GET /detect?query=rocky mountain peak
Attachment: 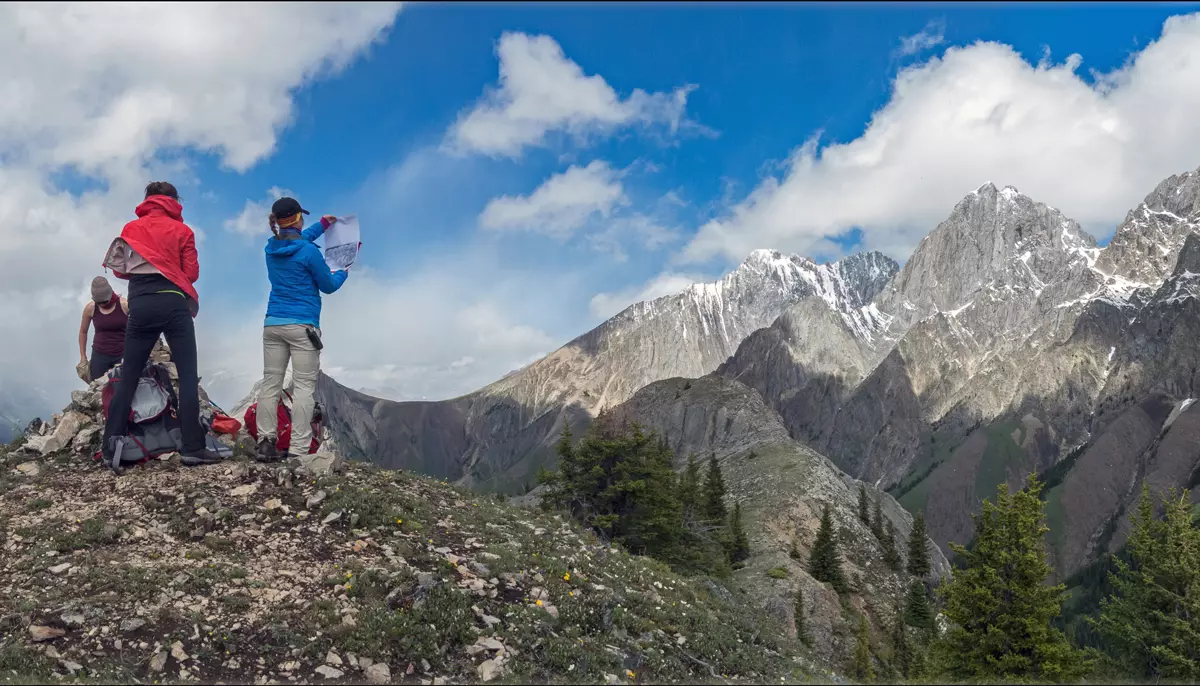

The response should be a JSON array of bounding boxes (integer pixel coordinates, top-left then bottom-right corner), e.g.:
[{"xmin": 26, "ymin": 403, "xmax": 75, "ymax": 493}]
[
  {"xmin": 1094, "ymin": 166, "xmax": 1200, "ymax": 285},
  {"xmin": 875, "ymin": 184, "xmax": 1096, "ymax": 325}
]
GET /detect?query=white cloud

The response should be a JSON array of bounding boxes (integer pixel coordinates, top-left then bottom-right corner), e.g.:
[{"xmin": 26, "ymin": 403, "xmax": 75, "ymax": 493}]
[
  {"xmin": 198, "ymin": 248, "xmax": 562, "ymax": 408},
  {"xmin": 896, "ymin": 20, "xmax": 946, "ymax": 57},
  {"xmin": 224, "ymin": 186, "xmax": 291, "ymax": 237},
  {"xmin": 0, "ymin": 3, "xmax": 402, "ymax": 416},
  {"xmin": 479, "ymin": 161, "xmax": 627, "ymax": 237},
  {"xmin": 447, "ymin": 32, "xmax": 698, "ymax": 158},
  {"xmin": 681, "ymin": 12, "xmax": 1200, "ymax": 266},
  {"xmin": 588, "ymin": 271, "xmax": 707, "ymax": 320}
]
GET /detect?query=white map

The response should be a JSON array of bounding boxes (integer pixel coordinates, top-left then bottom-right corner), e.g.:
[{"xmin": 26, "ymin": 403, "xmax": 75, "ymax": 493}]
[{"xmin": 324, "ymin": 215, "xmax": 360, "ymax": 270}]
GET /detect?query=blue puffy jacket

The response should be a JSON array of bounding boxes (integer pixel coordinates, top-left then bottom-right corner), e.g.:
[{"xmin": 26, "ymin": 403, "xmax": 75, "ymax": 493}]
[{"xmin": 263, "ymin": 221, "xmax": 348, "ymax": 328}]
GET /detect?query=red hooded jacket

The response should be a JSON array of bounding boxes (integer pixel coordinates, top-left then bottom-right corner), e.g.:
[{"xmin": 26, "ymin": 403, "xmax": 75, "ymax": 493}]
[{"xmin": 112, "ymin": 195, "xmax": 200, "ymax": 307}]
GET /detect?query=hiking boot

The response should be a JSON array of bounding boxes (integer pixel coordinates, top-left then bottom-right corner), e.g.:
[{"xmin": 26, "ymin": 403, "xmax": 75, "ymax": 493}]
[
  {"xmin": 103, "ymin": 436, "xmax": 126, "ymax": 476},
  {"xmin": 255, "ymin": 438, "xmax": 282, "ymax": 463},
  {"xmin": 180, "ymin": 448, "xmax": 224, "ymax": 467}
]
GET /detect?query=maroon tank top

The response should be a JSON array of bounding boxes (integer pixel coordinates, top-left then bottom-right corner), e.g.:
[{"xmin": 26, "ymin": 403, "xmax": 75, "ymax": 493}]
[{"xmin": 91, "ymin": 297, "xmax": 128, "ymax": 356}]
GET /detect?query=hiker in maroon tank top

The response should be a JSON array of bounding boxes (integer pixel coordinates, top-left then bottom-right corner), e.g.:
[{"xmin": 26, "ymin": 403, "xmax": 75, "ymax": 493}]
[{"xmin": 78, "ymin": 276, "xmax": 129, "ymax": 383}]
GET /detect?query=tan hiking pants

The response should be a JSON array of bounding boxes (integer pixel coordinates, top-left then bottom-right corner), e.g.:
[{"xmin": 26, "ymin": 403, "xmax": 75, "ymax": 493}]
[{"xmin": 257, "ymin": 324, "xmax": 320, "ymax": 453}]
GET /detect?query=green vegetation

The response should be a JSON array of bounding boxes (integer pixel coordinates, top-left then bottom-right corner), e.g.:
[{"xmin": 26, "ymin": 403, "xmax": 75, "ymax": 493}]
[
  {"xmin": 537, "ymin": 415, "xmax": 744, "ymax": 578},
  {"xmin": 1091, "ymin": 486, "xmax": 1200, "ymax": 680},
  {"xmin": 906, "ymin": 510, "xmax": 930, "ymax": 579},
  {"xmin": 807, "ymin": 505, "xmax": 849, "ymax": 594},
  {"xmin": 794, "ymin": 590, "xmax": 810, "ymax": 646},
  {"xmin": 850, "ymin": 613, "xmax": 875, "ymax": 682},
  {"xmin": 929, "ymin": 475, "xmax": 1086, "ymax": 682}
]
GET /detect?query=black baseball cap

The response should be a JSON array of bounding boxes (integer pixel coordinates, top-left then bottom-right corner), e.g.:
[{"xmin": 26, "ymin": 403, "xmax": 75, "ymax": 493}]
[{"xmin": 271, "ymin": 196, "xmax": 310, "ymax": 219}]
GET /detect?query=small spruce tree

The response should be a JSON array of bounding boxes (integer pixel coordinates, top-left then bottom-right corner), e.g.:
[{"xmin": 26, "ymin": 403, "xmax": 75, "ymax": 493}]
[
  {"xmin": 1091, "ymin": 485, "xmax": 1200, "ymax": 681},
  {"xmin": 904, "ymin": 579, "xmax": 933, "ymax": 630},
  {"xmin": 794, "ymin": 589, "xmax": 810, "ymax": 646},
  {"xmin": 808, "ymin": 505, "xmax": 849, "ymax": 594},
  {"xmin": 871, "ymin": 496, "xmax": 885, "ymax": 540},
  {"xmin": 728, "ymin": 502, "xmax": 751, "ymax": 564},
  {"xmin": 851, "ymin": 613, "xmax": 875, "ymax": 682},
  {"xmin": 929, "ymin": 475, "xmax": 1085, "ymax": 682},
  {"xmin": 702, "ymin": 453, "xmax": 728, "ymax": 525},
  {"xmin": 907, "ymin": 510, "xmax": 931, "ymax": 579},
  {"xmin": 883, "ymin": 520, "xmax": 903, "ymax": 572}
]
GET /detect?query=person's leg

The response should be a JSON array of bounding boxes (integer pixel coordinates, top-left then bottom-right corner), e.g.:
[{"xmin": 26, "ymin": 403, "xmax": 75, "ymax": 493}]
[
  {"xmin": 286, "ymin": 326, "xmax": 320, "ymax": 455},
  {"xmin": 284, "ymin": 325, "xmax": 320, "ymax": 456},
  {"xmin": 102, "ymin": 299, "xmax": 163, "ymax": 458},
  {"xmin": 160, "ymin": 298, "xmax": 204, "ymax": 454},
  {"xmin": 89, "ymin": 353, "xmax": 118, "ymax": 383},
  {"xmin": 257, "ymin": 326, "xmax": 290, "ymax": 445}
]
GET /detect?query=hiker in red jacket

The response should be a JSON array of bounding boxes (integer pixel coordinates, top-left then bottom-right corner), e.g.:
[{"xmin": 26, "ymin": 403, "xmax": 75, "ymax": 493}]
[{"xmin": 100, "ymin": 181, "xmax": 221, "ymax": 469}]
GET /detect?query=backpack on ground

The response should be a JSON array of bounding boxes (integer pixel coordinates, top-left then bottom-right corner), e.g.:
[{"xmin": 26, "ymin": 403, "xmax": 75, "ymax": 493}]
[
  {"xmin": 243, "ymin": 389, "xmax": 323, "ymax": 455},
  {"xmin": 92, "ymin": 362, "xmax": 234, "ymax": 471},
  {"xmin": 93, "ymin": 362, "xmax": 182, "ymax": 470}
]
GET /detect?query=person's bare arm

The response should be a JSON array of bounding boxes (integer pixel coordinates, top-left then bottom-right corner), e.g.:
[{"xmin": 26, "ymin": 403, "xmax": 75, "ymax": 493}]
[
  {"xmin": 78, "ymin": 302, "xmax": 94, "ymax": 361},
  {"xmin": 119, "ymin": 297, "xmax": 128, "ymax": 314}
]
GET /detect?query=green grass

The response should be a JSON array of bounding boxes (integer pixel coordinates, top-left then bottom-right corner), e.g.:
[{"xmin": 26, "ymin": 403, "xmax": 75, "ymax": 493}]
[{"xmin": 766, "ymin": 566, "xmax": 790, "ymax": 579}]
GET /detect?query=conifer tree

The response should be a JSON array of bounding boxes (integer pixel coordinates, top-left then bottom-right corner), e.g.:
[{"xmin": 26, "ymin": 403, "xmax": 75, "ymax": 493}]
[
  {"xmin": 890, "ymin": 597, "xmax": 912, "ymax": 679},
  {"xmin": 883, "ymin": 520, "xmax": 903, "ymax": 572},
  {"xmin": 1092, "ymin": 486, "xmax": 1200, "ymax": 681},
  {"xmin": 871, "ymin": 496, "xmax": 884, "ymax": 540},
  {"xmin": 906, "ymin": 510, "xmax": 931, "ymax": 579},
  {"xmin": 808, "ymin": 505, "xmax": 849, "ymax": 594},
  {"xmin": 904, "ymin": 580, "xmax": 932, "ymax": 630},
  {"xmin": 794, "ymin": 589, "xmax": 810, "ymax": 646},
  {"xmin": 728, "ymin": 502, "xmax": 751, "ymax": 564},
  {"xmin": 930, "ymin": 475, "xmax": 1085, "ymax": 682},
  {"xmin": 702, "ymin": 453, "xmax": 728, "ymax": 525},
  {"xmin": 678, "ymin": 453, "xmax": 702, "ymax": 522},
  {"xmin": 851, "ymin": 613, "xmax": 875, "ymax": 682},
  {"xmin": 858, "ymin": 483, "xmax": 871, "ymax": 524}
]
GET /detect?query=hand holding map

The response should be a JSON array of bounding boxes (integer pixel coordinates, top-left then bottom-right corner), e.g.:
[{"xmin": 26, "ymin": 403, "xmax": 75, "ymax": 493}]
[{"xmin": 324, "ymin": 215, "xmax": 360, "ymax": 270}]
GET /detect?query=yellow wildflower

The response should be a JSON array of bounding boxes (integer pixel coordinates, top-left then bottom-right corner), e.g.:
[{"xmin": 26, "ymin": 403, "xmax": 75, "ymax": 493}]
[
  {"xmin": 536, "ymin": 599, "xmax": 543, "ymax": 606},
  {"xmin": 563, "ymin": 573, "xmax": 570, "ymax": 581},
  {"xmin": 627, "ymin": 670, "xmax": 636, "ymax": 679}
]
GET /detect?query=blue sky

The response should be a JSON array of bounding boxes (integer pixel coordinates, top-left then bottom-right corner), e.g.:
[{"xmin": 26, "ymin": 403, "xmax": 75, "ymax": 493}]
[{"xmin": 3, "ymin": 2, "xmax": 1200, "ymax": 413}]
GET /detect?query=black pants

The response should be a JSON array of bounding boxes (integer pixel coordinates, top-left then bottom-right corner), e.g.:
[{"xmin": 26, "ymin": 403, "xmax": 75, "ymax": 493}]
[
  {"xmin": 103, "ymin": 293, "xmax": 204, "ymax": 454},
  {"xmin": 89, "ymin": 351, "xmax": 123, "ymax": 382}
]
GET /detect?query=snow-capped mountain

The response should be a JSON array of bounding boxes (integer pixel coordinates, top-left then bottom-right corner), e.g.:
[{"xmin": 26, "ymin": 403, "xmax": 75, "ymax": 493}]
[
  {"xmin": 314, "ymin": 249, "xmax": 898, "ymax": 493},
  {"xmin": 718, "ymin": 165, "xmax": 1200, "ymax": 580}
]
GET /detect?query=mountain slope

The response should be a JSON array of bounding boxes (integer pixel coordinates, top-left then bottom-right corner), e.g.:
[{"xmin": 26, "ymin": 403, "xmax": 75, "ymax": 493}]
[
  {"xmin": 606, "ymin": 374, "xmax": 950, "ymax": 662},
  {"xmin": 312, "ymin": 250, "xmax": 898, "ymax": 494}
]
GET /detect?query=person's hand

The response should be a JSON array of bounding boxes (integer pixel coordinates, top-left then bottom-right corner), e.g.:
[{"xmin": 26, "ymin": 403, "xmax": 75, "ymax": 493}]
[{"xmin": 322, "ymin": 215, "xmax": 337, "ymax": 226}]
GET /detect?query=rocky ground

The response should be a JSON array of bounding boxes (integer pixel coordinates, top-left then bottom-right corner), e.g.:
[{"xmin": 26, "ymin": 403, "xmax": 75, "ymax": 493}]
[{"xmin": 0, "ymin": 434, "xmax": 832, "ymax": 685}]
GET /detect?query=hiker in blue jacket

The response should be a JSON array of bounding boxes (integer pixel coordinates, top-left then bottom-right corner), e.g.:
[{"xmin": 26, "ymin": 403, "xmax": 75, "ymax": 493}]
[{"xmin": 254, "ymin": 196, "xmax": 348, "ymax": 462}]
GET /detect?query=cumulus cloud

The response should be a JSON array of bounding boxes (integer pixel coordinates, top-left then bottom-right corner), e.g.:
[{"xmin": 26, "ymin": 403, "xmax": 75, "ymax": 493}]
[
  {"xmin": 588, "ymin": 271, "xmax": 708, "ymax": 320},
  {"xmin": 0, "ymin": 3, "xmax": 401, "ymax": 414},
  {"xmin": 896, "ymin": 20, "xmax": 946, "ymax": 57},
  {"xmin": 479, "ymin": 161, "xmax": 627, "ymax": 237},
  {"xmin": 447, "ymin": 32, "xmax": 699, "ymax": 158},
  {"xmin": 681, "ymin": 12, "xmax": 1200, "ymax": 266},
  {"xmin": 224, "ymin": 186, "xmax": 291, "ymax": 237}
]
